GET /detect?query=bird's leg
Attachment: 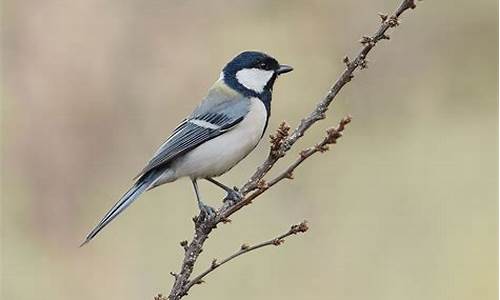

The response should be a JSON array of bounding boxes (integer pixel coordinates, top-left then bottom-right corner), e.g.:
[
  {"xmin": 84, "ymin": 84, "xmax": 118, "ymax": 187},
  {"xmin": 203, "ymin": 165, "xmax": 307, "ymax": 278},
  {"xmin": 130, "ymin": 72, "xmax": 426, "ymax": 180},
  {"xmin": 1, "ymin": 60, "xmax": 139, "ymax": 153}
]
[
  {"xmin": 191, "ymin": 179, "xmax": 216, "ymax": 219},
  {"xmin": 205, "ymin": 178, "xmax": 243, "ymax": 203}
]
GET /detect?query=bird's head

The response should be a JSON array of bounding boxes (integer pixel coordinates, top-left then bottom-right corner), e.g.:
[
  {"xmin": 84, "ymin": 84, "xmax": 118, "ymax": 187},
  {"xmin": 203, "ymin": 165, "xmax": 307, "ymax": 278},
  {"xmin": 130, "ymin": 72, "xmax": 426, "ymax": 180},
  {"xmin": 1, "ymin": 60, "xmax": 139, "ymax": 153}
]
[{"xmin": 221, "ymin": 51, "xmax": 293, "ymax": 97}]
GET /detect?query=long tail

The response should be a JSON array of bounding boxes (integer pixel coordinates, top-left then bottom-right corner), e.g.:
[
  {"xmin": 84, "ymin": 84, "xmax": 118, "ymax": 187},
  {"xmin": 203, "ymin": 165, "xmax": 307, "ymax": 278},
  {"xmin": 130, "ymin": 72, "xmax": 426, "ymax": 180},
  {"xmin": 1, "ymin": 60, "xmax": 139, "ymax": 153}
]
[{"xmin": 80, "ymin": 171, "xmax": 159, "ymax": 246}]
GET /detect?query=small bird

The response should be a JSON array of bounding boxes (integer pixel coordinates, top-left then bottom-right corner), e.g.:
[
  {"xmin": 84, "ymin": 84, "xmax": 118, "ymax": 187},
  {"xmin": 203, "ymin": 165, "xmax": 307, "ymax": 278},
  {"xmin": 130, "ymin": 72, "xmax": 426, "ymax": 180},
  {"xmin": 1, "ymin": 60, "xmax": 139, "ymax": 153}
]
[{"xmin": 81, "ymin": 51, "xmax": 293, "ymax": 246}]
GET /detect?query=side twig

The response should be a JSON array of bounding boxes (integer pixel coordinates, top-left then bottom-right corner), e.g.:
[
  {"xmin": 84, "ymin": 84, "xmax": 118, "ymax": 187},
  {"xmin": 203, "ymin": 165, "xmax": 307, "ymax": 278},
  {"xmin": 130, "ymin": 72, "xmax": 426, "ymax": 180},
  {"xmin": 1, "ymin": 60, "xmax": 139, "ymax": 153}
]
[
  {"xmin": 249, "ymin": 116, "xmax": 352, "ymax": 201},
  {"xmin": 218, "ymin": 0, "xmax": 419, "ymax": 218},
  {"xmin": 185, "ymin": 221, "xmax": 309, "ymax": 291}
]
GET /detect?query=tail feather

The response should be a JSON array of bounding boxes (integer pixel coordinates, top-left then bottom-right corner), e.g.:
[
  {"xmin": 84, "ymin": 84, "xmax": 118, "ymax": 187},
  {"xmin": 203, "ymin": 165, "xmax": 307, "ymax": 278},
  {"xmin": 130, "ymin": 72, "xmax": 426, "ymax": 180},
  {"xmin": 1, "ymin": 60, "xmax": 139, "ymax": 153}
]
[{"xmin": 80, "ymin": 172, "xmax": 158, "ymax": 246}]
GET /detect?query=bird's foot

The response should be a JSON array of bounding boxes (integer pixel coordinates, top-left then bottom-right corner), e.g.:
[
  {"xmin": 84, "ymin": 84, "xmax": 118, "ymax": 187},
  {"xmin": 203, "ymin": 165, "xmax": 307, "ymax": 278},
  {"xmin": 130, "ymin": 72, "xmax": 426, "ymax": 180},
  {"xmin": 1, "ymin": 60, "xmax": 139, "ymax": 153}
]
[
  {"xmin": 223, "ymin": 187, "xmax": 243, "ymax": 204},
  {"xmin": 198, "ymin": 203, "xmax": 216, "ymax": 221}
]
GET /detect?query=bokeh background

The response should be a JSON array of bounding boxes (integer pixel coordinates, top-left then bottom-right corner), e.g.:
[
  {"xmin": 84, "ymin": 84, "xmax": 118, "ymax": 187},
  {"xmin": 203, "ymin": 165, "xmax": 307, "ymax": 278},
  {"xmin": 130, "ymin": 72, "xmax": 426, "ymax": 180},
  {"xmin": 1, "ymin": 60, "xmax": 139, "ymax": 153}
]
[{"xmin": 2, "ymin": 0, "xmax": 498, "ymax": 299}]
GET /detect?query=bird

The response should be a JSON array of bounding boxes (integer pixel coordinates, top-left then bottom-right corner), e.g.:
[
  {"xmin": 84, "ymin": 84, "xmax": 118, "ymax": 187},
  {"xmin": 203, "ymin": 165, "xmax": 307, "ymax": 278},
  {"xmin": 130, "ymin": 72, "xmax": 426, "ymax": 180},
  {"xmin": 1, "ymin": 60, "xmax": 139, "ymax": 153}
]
[{"xmin": 81, "ymin": 51, "xmax": 293, "ymax": 246}]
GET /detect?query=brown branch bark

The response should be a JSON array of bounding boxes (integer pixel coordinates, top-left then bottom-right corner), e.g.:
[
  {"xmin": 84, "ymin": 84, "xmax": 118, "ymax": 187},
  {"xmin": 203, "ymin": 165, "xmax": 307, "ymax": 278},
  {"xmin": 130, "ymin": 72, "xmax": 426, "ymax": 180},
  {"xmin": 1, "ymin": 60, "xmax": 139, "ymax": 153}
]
[
  {"xmin": 217, "ymin": 0, "xmax": 419, "ymax": 219},
  {"xmin": 159, "ymin": 1, "xmax": 421, "ymax": 299},
  {"xmin": 184, "ymin": 221, "xmax": 309, "ymax": 292},
  {"xmin": 250, "ymin": 116, "xmax": 352, "ymax": 200}
]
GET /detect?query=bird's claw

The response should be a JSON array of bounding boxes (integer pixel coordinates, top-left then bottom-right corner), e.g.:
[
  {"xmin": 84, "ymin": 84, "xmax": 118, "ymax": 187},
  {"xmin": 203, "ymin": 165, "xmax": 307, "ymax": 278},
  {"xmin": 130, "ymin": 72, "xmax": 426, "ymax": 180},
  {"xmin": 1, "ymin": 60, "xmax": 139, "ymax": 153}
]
[
  {"xmin": 198, "ymin": 203, "xmax": 216, "ymax": 220},
  {"xmin": 223, "ymin": 188, "xmax": 243, "ymax": 204}
]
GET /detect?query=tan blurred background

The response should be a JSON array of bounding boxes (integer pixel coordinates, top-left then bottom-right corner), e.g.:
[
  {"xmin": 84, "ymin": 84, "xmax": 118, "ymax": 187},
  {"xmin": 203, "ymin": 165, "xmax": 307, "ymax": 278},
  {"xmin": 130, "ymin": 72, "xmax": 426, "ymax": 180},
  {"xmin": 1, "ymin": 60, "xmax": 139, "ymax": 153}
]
[{"xmin": 2, "ymin": 0, "xmax": 498, "ymax": 299}]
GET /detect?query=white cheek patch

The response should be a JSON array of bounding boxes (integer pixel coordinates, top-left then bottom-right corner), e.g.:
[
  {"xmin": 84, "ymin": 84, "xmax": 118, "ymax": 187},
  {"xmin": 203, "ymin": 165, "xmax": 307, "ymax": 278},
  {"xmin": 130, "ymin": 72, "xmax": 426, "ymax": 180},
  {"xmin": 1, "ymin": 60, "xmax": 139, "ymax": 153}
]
[{"xmin": 236, "ymin": 68, "xmax": 274, "ymax": 93}]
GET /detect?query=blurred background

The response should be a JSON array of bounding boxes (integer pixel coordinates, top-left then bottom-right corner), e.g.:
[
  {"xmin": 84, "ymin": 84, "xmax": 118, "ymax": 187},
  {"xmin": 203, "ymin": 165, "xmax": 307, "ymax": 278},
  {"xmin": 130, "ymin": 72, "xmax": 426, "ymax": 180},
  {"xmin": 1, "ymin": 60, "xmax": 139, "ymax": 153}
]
[{"xmin": 2, "ymin": 0, "xmax": 498, "ymax": 299}]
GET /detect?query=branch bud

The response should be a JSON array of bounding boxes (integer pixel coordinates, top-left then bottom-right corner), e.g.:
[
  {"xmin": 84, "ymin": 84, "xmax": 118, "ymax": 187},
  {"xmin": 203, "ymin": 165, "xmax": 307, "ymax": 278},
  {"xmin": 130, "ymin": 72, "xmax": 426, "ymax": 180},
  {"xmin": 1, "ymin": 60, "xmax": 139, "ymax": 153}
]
[
  {"xmin": 290, "ymin": 221, "xmax": 309, "ymax": 234},
  {"xmin": 211, "ymin": 259, "xmax": 218, "ymax": 269},
  {"xmin": 360, "ymin": 36, "xmax": 374, "ymax": 46},
  {"xmin": 343, "ymin": 56, "xmax": 350, "ymax": 67},
  {"xmin": 378, "ymin": 12, "xmax": 388, "ymax": 22},
  {"xmin": 154, "ymin": 294, "xmax": 167, "ymax": 300},
  {"xmin": 388, "ymin": 16, "xmax": 400, "ymax": 27},
  {"xmin": 180, "ymin": 240, "xmax": 189, "ymax": 251},
  {"xmin": 273, "ymin": 238, "xmax": 285, "ymax": 246}
]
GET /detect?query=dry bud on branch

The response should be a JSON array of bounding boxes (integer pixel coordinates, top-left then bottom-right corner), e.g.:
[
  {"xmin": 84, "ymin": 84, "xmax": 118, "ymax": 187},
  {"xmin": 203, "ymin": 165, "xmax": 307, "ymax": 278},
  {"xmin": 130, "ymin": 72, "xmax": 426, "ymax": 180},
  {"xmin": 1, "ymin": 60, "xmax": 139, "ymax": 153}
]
[
  {"xmin": 290, "ymin": 221, "xmax": 309, "ymax": 235},
  {"xmin": 179, "ymin": 240, "xmax": 188, "ymax": 251},
  {"xmin": 181, "ymin": 221, "xmax": 310, "ymax": 294},
  {"xmin": 269, "ymin": 121, "xmax": 291, "ymax": 159}
]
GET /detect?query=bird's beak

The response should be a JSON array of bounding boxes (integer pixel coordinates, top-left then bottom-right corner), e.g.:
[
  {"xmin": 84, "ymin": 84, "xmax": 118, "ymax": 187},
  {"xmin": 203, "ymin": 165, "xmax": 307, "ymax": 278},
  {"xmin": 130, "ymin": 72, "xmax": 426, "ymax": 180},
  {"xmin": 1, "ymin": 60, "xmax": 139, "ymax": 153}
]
[{"xmin": 276, "ymin": 64, "xmax": 293, "ymax": 75}]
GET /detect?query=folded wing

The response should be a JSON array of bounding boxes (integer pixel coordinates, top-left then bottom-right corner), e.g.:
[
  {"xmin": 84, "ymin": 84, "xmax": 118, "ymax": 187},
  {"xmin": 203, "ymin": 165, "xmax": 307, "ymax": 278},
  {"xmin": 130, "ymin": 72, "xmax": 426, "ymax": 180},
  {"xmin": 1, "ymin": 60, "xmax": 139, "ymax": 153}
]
[{"xmin": 135, "ymin": 97, "xmax": 250, "ymax": 178}]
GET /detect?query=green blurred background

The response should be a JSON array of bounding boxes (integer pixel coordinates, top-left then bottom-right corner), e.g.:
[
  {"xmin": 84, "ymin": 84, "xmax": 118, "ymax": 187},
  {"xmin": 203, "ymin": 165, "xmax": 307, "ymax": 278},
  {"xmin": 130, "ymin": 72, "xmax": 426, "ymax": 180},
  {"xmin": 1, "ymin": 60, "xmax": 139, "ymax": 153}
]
[{"xmin": 2, "ymin": 0, "xmax": 498, "ymax": 299}]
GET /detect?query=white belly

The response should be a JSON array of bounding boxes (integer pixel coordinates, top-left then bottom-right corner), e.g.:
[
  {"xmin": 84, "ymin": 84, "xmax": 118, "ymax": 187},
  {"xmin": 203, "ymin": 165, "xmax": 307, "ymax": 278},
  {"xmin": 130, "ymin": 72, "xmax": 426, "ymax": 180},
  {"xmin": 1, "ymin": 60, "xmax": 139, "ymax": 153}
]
[{"xmin": 170, "ymin": 98, "xmax": 267, "ymax": 179}]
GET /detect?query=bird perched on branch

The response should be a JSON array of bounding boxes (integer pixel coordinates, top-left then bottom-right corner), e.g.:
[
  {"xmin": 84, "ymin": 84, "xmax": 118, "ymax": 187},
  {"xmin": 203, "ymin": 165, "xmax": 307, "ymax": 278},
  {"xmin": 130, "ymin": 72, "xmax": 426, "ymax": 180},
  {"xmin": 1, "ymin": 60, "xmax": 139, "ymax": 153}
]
[{"xmin": 81, "ymin": 51, "xmax": 293, "ymax": 246}]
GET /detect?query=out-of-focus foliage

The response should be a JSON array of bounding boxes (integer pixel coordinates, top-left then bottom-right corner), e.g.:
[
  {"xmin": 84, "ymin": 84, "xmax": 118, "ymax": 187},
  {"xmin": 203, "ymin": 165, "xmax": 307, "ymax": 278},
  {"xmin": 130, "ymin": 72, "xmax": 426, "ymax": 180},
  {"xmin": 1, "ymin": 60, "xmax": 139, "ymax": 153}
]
[{"xmin": 2, "ymin": 1, "xmax": 497, "ymax": 299}]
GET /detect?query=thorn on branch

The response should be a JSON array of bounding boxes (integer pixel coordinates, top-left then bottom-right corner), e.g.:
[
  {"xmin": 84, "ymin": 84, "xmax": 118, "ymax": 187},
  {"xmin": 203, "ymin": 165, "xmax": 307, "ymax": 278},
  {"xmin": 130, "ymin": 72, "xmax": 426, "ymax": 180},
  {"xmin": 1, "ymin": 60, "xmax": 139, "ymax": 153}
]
[{"xmin": 241, "ymin": 243, "xmax": 250, "ymax": 250}]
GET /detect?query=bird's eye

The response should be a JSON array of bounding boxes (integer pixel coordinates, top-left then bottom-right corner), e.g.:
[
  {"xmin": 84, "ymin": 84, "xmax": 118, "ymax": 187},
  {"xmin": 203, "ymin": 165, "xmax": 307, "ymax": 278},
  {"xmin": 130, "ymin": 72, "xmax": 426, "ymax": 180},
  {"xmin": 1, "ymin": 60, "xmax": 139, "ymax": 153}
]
[{"xmin": 258, "ymin": 62, "xmax": 267, "ymax": 69}]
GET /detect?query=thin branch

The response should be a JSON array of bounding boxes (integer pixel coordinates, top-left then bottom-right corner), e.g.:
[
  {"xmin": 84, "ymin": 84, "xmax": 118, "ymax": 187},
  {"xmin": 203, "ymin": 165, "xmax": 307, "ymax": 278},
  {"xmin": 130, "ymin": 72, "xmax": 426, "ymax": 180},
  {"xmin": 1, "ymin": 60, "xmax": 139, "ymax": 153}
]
[
  {"xmin": 249, "ymin": 116, "xmax": 352, "ymax": 200},
  {"xmin": 218, "ymin": 0, "xmax": 419, "ymax": 220},
  {"xmin": 206, "ymin": 116, "xmax": 352, "ymax": 222},
  {"xmin": 163, "ymin": 1, "xmax": 421, "ymax": 299},
  {"xmin": 185, "ymin": 221, "xmax": 309, "ymax": 291}
]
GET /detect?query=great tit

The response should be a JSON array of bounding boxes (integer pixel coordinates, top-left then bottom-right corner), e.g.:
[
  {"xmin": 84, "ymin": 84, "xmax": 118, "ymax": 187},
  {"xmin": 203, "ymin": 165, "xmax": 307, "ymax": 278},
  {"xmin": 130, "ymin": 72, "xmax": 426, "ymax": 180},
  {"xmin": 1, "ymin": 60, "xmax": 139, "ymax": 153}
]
[{"xmin": 81, "ymin": 51, "xmax": 293, "ymax": 245}]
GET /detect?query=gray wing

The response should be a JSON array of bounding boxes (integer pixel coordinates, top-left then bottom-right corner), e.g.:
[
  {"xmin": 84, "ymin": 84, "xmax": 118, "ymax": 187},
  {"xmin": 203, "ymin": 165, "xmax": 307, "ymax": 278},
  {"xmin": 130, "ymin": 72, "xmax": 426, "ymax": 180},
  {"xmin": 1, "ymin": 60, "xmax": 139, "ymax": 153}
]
[{"xmin": 135, "ymin": 96, "xmax": 250, "ymax": 178}]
